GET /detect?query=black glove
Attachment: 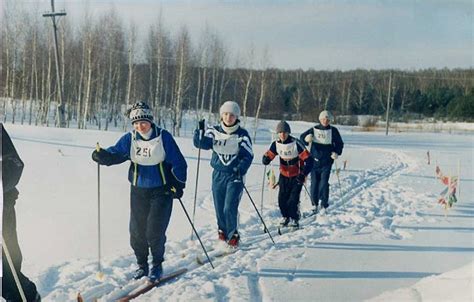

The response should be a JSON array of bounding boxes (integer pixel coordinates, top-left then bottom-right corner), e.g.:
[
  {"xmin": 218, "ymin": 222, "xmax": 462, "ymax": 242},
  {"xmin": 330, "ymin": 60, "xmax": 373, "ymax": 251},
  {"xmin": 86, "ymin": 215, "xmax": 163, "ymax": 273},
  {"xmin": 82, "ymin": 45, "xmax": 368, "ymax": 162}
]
[
  {"xmin": 92, "ymin": 148, "xmax": 110, "ymax": 165},
  {"xmin": 296, "ymin": 174, "xmax": 306, "ymax": 185},
  {"xmin": 262, "ymin": 155, "xmax": 271, "ymax": 165},
  {"xmin": 198, "ymin": 119, "xmax": 205, "ymax": 131},
  {"xmin": 171, "ymin": 186, "xmax": 184, "ymax": 199},
  {"xmin": 168, "ymin": 173, "xmax": 185, "ymax": 199}
]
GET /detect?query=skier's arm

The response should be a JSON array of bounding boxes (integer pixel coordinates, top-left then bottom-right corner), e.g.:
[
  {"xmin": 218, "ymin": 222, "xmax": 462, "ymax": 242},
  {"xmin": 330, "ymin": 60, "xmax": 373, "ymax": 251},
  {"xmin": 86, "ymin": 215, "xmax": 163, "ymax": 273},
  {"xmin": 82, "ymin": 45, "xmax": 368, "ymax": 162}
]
[
  {"xmin": 162, "ymin": 130, "xmax": 187, "ymax": 187},
  {"xmin": 262, "ymin": 142, "xmax": 277, "ymax": 165},
  {"xmin": 332, "ymin": 127, "xmax": 344, "ymax": 155},
  {"xmin": 299, "ymin": 128, "xmax": 313, "ymax": 146},
  {"xmin": 92, "ymin": 134, "xmax": 129, "ymax": 166},
  {"xmin": 236, "ymin": 132, "xmax": 254, "ymax": 176},
  {"xmin": 297, "ymin": 140, "xmax": 313, "ymax": 175},
  {"xmin": 193, "ymin": 128, "xmax": 213, "ymax": 150},
  {"xmin": 2, "ymin": 125, "xmax": 24, "ymax": 192}
]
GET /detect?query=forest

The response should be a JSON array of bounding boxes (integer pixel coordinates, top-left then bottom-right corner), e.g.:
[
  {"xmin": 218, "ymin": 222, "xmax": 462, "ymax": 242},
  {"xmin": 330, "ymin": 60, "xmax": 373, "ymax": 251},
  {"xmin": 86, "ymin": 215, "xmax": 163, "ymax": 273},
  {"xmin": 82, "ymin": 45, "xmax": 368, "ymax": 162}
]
[{"xmin": 2, "ymin": 3, "xmax": 473, "ymax": 135}]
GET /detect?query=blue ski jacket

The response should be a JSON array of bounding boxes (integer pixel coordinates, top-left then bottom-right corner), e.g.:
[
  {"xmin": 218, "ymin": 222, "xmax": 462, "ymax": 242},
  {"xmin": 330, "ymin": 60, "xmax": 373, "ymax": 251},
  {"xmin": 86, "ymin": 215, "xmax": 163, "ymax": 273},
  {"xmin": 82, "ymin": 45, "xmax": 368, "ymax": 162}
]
[
  {"xmin": 105, "ymin": 125, "xmax": 187, "ymax": 188},
  {"xmin": 193, "ymin": 123, "xmax": 253, "ymax": 176}
]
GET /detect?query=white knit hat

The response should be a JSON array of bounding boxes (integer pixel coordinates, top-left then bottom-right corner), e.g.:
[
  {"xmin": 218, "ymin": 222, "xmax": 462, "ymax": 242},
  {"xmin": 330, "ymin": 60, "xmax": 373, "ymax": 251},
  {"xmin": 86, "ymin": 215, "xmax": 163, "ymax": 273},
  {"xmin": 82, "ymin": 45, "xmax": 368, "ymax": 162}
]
[
  {"xmin": 319, "ymin": 110, "xmax": 333, "ymax": 121},
  {"xmin": 219, "ymin": 101, "xmax": 241, "ymax": 117},
  {"xmin": 129, "ymin": 102, "xmax": 154, "ymax": 124}
]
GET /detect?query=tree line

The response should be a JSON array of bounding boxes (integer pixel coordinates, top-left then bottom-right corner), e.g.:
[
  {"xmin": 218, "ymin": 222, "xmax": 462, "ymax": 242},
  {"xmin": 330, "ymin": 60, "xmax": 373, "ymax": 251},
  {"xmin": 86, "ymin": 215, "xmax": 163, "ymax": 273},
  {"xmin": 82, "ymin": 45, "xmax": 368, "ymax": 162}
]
[{"xmin": 2, "ymin": 3, "xmax": 473, "ymax": 137}]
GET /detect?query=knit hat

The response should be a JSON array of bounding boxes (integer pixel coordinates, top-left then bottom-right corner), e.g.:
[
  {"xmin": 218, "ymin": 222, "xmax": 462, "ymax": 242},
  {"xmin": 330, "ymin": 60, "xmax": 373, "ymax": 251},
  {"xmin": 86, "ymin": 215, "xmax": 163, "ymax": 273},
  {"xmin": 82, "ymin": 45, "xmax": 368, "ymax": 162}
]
[
  {"xmin": 275, "ymin": 121, "xmax": 291, "ymax": 133},
  {"xmin": 319, "ymin": 110, "xmax": 333, "ymax": 121},
  {"xmin": 129, "ymin": 102, "xmax": 154, "ymax": 124},
  {"xmin": 219, "ymin": 101, "xmax": 241, "ymax": 117}
]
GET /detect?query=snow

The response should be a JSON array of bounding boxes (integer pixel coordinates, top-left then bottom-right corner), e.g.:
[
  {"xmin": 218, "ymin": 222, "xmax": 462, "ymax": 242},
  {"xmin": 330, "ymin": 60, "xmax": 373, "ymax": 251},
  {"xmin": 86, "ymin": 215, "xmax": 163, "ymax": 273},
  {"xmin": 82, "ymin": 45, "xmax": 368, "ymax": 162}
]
[{"xmin": 3, "ymin": 119, "xmax": 473, "ymax": 301}]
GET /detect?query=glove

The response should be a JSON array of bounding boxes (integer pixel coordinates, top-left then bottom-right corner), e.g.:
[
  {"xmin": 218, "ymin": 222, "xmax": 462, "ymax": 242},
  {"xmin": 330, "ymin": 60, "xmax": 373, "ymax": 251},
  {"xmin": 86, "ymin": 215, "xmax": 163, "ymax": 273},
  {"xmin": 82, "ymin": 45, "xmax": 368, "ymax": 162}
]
[
  {"xmin": 262, "ymin": 155, "xmax": 271, "ymax": 165},
  {"xmin": 296, "ymin": 174, "xmax": 306, "ymax": 185},
  {"xmin": 168, "ymin": 175, "xmax": 185, "ymax": 199},
  {"xmin": 305, "ymin": 134, "xmax": 313, "ymax": 143},
  {"xmin": 92, "ymin": 148, "xmax": 110, "ymax": 165},
  {"xmin": 198, "ymin": 119, "xmax": 205, "ymax": 131},
  {"xmin": 233, "ymin": 166, "xmax": 242, "ymax": 179},
  {"xmin": 171, "ymin": 186, "xmax": 184, "ymax": 199},
  {"xmin": 331, "ymin": 152, "xmax": 338, "ymax": 160}
]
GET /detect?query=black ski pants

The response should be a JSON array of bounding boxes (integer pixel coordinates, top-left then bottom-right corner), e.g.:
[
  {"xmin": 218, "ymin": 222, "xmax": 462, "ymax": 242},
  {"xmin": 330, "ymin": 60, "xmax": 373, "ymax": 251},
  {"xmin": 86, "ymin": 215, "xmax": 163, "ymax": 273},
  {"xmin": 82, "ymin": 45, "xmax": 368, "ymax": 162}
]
[
  {"xmin": 2, "ymin": 189, "xmax": 39, "ymax": 302},
  {"xmin": 310, "ymin": 164, "xmax": 332, "ymax": 209},
  {"xmin": 278, "ymin": 175, "xmax": 302, "ymax": 221},
  {"xmin": 129, "ymin": 185, "xmax": 173, "ymax": 268}
]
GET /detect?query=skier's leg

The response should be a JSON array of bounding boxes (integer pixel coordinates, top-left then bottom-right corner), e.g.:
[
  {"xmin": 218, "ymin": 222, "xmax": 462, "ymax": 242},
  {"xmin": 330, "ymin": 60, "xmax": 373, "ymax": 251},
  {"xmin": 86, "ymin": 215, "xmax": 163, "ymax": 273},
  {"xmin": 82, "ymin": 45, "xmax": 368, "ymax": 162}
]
[
  {"xmin": 2, "ymin": 189, "xmax": 22, "ymax": 269},
  {"xmin": 310, "ymin": 168, "xmax": 321, "ymax": 207},
  {"xmin": 129, "ymin": 186, "xmax": 151, "ymax": 267},
  {"xmin": 223, "ymin": 174, "xmax": 243, "ymax": 239},
  {"xmin": 212, "ymin": 170, "xmax": 227, "ymax": 236},
  {"xmin": 147, "ymin": 189, "xmax": 173, "ymax": 267},
  {"xmin": 288, "ymin": 178, "xmax": 303, "ymax": 221},
  {"xmin": 319, "ymin": 165, "xmax": 332, "ymax": 209},
  {"xmin": 278, "ymin": 176, "xmax": 290, "ymax": 219},
  {"xmin": 2, "ymin": 189, "xmax": 39, "ymax": 301}
]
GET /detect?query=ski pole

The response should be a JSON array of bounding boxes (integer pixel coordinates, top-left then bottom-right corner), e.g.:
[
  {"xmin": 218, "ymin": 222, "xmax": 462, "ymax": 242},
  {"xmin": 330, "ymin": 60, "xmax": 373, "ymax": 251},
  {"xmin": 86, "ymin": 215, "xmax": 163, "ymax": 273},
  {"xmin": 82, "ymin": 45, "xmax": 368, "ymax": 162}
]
[
  {"xmin": 96, "ymin": 143, "xmax": 104, "ymax": 280},
  {"xmin": 334, "ymin": 160, "xmax": 344, "ymax": 201},
  {"xmin": 177, "ymin": 197, "xmax": 214, "ymax": 269},
  {"xmin": 2, "ymin": 236, "xmax": 27, "ymax": 302},
  {"xmin": 242, "ymin": 182, "xmax": 275, "ymax": 244},
  {"xmin": 260, "ymin": 165, "xmax": 267, "ymax": 214},
  {"xmin": 302, "ymin": 183, "xmax": 311, "ymax": 199},
  {"xmin": 191, "ymin": 128, "xmax": 203, "ymax": 240}
]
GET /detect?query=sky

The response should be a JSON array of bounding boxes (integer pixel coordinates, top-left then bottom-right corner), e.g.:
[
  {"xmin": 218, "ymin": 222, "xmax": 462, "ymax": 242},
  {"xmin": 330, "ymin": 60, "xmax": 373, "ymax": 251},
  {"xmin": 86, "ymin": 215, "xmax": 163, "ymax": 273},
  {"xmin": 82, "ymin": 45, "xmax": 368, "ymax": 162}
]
[{"xmin": 8, "ymin": 0, "xmax": 474, "ymax": 70}]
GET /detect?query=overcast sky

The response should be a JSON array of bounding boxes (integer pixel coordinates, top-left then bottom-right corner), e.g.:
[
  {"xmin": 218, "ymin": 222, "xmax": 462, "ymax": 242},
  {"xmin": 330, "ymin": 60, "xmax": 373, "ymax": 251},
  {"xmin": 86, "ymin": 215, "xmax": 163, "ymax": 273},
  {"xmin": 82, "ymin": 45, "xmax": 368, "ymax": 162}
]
[{"xmin": 22, "ymin": 0, "xmax": 474, "ymax": 70}]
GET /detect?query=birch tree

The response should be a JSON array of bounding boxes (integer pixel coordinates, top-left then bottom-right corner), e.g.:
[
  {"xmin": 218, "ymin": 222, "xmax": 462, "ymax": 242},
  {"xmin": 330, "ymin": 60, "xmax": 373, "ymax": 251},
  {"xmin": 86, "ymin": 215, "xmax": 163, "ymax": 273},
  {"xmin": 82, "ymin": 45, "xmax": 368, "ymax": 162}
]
[{"xmin": 173, "ymin": 26, "xmax": 191, "ymax": 136}]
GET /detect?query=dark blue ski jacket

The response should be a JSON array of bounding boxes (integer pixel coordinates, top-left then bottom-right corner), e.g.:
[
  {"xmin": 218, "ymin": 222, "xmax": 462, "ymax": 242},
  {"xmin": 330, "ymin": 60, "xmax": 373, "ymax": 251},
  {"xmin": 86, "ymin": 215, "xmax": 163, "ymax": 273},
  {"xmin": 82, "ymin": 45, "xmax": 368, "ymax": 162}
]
[
  {"xmin": 105, "ymin": 125, "xmax": 187, "ymax": 188},
  {"xmin": 193, "ymin": 124, "xmax": 253, "ymax": 176}
]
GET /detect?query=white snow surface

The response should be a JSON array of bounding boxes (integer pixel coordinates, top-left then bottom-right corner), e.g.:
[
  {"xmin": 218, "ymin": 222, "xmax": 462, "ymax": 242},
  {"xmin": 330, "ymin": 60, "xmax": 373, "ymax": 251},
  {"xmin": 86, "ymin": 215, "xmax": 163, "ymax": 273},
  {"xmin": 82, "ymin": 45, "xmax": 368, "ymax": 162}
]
[{"xmin": 4, "ymin": 120, "xmax": 473, "ymax": 302}]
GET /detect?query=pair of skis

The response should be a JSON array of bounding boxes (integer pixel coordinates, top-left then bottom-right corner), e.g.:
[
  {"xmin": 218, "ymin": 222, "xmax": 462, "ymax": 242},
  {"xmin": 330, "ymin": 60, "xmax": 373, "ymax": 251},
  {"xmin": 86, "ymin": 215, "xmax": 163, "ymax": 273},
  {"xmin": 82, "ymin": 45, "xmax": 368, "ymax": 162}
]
[
  {"xmin": 77, "ymin": 268, "xmax": 187, "ymax": 302},
  {"xmin": 116, "ymin": 268, "xmax": 188, "ymax": 301},
  {"xmin": 196, "ymin": 246, "xmax": 239, "ymax": 265}
]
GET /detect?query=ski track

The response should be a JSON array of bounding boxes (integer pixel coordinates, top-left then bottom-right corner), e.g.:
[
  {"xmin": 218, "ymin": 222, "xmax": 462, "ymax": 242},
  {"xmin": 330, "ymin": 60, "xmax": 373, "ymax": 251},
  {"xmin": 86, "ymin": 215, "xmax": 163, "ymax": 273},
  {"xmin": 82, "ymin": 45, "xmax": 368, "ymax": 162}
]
[{"xmin": 37, "ymin": 146, "xmax": 434, "ymax": 301}]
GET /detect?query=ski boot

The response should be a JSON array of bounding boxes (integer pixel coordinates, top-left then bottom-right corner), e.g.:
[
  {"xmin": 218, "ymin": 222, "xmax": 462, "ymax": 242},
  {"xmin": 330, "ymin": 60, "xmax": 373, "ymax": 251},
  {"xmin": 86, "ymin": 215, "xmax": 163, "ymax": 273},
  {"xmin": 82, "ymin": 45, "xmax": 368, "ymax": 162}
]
[
  {"xmin": 149, "ymin": 264, "xmax": 163, "ymax": 283},
  {"xmin": 133, "ymin": 265, "xmax": 149, "ymax": 280}
]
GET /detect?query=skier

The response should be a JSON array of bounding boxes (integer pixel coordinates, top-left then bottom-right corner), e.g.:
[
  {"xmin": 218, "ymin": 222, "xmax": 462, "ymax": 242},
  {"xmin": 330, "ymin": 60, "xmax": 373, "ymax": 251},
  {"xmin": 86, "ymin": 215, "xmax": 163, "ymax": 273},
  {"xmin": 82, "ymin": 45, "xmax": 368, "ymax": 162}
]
[
  {"xmin": 193, "ymin": 101, "xmax": 253, "ymax": 248},
  {"xmin": 300, "ymin": 110, "xmax": 344, "ymax": 215},
  {"xmin": 262, "ymin": 121, "xmax": 313, "ymax": 228},
  {"xmin": 91, "ymin": 102, "xmax": 187, "ymax": 282},
  {"xmin": 2, "ymin": 124, "xmax": 42, "ymax": 302}
]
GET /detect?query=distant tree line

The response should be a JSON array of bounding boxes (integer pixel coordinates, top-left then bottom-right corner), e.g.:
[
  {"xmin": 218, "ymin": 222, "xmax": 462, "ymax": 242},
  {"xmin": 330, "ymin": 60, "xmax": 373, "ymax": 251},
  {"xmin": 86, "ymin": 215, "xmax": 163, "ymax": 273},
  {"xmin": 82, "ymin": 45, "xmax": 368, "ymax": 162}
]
[{"xmin": 2, "ymin": 2, "xmax": 473, "ymax": 136}]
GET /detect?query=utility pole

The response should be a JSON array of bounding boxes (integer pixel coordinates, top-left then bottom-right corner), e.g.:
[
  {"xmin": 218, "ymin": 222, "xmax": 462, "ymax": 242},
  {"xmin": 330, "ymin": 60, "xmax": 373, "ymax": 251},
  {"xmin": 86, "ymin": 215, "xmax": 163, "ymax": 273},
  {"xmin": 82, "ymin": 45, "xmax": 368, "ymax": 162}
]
[
  {"xmin": 385, "ymin": 71, "xmax": 393, "ymax": 136},
  {"xmin": 43, "ymin": 0, "xmax": 67, "ymax": 127}
]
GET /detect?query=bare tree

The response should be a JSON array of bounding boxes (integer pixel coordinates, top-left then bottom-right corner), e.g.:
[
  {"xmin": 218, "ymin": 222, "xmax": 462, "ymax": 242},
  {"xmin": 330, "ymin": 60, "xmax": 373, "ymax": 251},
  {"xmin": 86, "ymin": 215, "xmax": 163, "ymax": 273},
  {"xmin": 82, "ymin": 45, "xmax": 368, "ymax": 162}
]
[
  {"xmin": 125, "ymin": 22, "xmax": 137, "ymax": 106},
  {"xmin": 239, "ymin": 45, "xmax": 255, "ymax": 126},
  {"xmin": 173, "ymin": 26, "xmax": 191, "ymax": 136},
  {"xmin": 253, "ymin": 47, "xmax": 271, "ymax": 142}
]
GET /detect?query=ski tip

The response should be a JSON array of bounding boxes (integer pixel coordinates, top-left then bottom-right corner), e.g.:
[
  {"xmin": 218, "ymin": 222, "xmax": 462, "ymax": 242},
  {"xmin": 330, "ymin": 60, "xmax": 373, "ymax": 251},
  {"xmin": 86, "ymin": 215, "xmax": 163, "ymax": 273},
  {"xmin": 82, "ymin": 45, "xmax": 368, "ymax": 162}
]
[
  {"xmin": 96, "ymin": 271, "xmax": 105, "ymax": 281},
  {"xmin": 196, "ymin": 256, "xmax": 206, "ymax": 265}
]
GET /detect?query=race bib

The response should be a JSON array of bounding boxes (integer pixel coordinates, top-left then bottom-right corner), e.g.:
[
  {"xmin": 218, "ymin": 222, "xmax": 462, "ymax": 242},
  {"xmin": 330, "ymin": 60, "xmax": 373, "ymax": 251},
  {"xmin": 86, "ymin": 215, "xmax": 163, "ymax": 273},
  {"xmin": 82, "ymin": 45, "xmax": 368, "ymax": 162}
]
[
  {"xmin": 313, "ymin": 128, "xmax": 332, "ymax": 145},
  {"xmin": 212, "ymin": 130, "xmax": 240, "ymax": 165},
  {"xmin": 276, "ymin": 141, "xmax": 298, "ymax": 160},
  {"xmin": 130, "ymin": 131, "xmax": 166, "ymax": 166},
  {"xmin": 212, "ymin": 131, "xmax": 240, "ymax": 155}
]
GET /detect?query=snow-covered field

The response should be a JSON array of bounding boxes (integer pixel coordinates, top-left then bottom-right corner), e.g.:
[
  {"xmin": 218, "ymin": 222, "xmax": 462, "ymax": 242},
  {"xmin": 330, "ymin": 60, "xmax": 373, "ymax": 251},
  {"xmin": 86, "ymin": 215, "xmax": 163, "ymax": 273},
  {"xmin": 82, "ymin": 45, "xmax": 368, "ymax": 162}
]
[{"xmin": 4, "ymin": 120, "xmax": 473, "ymax": 301}]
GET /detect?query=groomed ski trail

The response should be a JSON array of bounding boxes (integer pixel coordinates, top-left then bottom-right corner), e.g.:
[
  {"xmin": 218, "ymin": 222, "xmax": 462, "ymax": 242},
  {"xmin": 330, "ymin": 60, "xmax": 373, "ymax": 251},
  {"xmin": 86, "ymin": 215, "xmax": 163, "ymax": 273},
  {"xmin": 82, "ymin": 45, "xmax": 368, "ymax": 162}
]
[{"xmin": 37, "ymin": 147, "xmax": 423, "ymax": 301}]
